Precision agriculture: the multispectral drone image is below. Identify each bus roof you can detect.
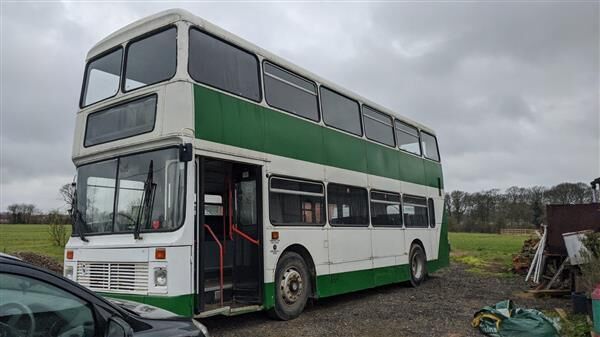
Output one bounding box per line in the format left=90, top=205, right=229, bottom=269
left=88, top=8, right=436, bottom=135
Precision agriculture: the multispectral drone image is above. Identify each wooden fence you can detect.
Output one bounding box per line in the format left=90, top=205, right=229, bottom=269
left=500, top=228, right=536, bottom=235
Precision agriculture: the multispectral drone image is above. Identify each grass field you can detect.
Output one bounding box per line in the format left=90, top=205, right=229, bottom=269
left=0, top=224, right=70, bottom=262
left=449, top=232, right=529, bottom=276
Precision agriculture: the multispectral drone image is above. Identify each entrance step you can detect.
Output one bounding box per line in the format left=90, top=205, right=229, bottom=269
left=195, top=305, right=263, bottom=318
left=196, top=306, right=231, bottom=318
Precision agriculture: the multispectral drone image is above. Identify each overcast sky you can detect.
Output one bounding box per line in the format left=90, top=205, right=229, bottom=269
left=1, top=1, right=598, bottom=212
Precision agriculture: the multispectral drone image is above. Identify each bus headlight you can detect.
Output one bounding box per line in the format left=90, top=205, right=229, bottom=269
left=64, top=266, right=74, bottom=280
left=154, top=267, right=167, bottom=287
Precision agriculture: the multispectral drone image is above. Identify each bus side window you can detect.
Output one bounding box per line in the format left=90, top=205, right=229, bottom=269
left=395, top=120, right=421, bottom=155
left=403, top=195, right=428, bottom=228
left=327, top=183, right=368, bottom=226
left=363, top=106, right=395, bottom=148
left=269, top=177, right=325, bottom=226
left=263, top=62, right=319, bottom=122
left=370, top=191, right=402, bottom=227
left=320, top=87, right=362, bottom=136
left=189, top=28, right=261, bottom=102
left=421, top=132, right=440, bottom=162
left=428, top=198, right=435, bottom=228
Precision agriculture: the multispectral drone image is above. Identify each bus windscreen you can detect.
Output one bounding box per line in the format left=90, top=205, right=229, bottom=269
left=74, top=148, right=185, bottom=236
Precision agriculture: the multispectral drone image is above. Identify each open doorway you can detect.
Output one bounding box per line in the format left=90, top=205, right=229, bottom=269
left=197, top=157, right=262, bottom=313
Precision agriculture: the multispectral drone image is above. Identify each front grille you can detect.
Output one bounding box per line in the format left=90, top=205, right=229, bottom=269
left=77, top=262, right=148, bottom=294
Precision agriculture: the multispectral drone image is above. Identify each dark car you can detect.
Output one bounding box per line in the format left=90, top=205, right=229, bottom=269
left=0, top=254, right=208, bottom=337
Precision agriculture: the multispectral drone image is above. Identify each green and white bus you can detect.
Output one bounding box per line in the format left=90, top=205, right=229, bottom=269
left=64, top=9, right=449, bottom=320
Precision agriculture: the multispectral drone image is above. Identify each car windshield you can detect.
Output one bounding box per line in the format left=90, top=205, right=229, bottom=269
left=74, top=148, right=185, bottom=235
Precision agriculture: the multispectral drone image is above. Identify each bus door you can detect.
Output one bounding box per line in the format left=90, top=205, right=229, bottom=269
left=231, top=165, right=262, bottom=304
left=197, top=157, right=262, bottom=313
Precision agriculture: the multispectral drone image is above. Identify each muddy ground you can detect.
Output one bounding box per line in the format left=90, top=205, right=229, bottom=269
left=11, top=251, right=63, bottom=274
left=202, top=263, right=568, bottom=337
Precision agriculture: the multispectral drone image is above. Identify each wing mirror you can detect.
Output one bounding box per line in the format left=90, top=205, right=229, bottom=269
left=106, top=316, right=133, bottom=337
left=179, top=143, right=193, bottom=162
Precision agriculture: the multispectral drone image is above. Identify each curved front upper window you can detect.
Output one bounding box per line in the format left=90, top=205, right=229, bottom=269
left=81, top=48, right=122, bottom=107
left=80, top=26, right=177, bottom=108
left=124, top=27, right=177, bottom=91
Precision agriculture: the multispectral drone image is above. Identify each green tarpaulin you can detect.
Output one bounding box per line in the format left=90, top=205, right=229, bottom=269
left=472, top=300, right=560, bottom=337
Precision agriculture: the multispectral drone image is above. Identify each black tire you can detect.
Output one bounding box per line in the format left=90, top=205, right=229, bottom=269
left=269, top=252, right=311, bottom=320
left=409, top=244, right=427, bottom=287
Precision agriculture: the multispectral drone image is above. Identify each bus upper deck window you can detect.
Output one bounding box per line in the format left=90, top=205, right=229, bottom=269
left=124, top=27, right=177, bottom=91
left=81, top=48, right=122, bottom=107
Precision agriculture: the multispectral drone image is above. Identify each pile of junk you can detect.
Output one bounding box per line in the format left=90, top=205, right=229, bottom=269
left=521, top=178, right=600, bottom=297
left=494, top=177, right=600, bottom=337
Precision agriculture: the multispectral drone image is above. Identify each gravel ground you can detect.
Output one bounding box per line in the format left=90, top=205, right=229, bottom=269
left=12, top=251, right=63, bottom=274
left=202, top=263, right=568, bottom=337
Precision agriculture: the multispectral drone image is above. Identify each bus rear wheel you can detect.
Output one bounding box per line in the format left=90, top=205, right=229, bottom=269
left=270, top=252, right=310, bottom=320
left=409, top=244, right=427, bottom=287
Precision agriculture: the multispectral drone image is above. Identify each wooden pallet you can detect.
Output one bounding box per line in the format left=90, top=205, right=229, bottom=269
left=526, top=289, right=570, bottom=297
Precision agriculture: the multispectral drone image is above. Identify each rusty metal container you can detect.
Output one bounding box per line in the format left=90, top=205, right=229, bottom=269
left=546, top=204, right=600, bottom=256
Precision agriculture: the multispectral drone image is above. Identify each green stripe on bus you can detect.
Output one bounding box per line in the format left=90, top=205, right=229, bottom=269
left=97, top=292, right=194, bottom=317
left=429, top=210, right=451, bottom=273
left=316, top=264, right=412, bottom=298
left=263, top=264, right=410, bottom=310
left=194, top=85, right=444, bottom=189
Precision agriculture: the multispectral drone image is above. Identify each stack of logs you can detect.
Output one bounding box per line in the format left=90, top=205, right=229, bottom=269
left=513, top=236, right=541, bottom=275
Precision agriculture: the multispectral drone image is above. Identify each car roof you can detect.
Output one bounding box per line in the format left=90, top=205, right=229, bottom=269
left=0, top=252, right=21, bottom=260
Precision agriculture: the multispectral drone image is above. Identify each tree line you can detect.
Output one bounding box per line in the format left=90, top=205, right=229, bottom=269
left=445, top=182, right=595, bottom=233
left=3, top=204, right=71, bottom=224
left=2, top=184, right=74, bottom=224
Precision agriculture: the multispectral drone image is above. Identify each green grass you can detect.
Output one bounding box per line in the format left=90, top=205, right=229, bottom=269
left=449, top=232, right=530, bottom=276
left=545, top=312, right=591, bottom=337
left=0, top=224, right=70, bottom=262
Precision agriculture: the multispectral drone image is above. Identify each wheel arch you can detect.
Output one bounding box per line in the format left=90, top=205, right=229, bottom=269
left=409, top=238, right=428, bottom=279
left=277, top=244, right=317, bottom=298
left=410, top=239, right=427, bottom=259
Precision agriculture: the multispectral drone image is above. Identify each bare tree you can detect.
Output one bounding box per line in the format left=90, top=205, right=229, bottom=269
left=6, top=203, right=38, bottom=224
left=47, top=209, right=69, bottom=246
left=60, top=183, right=76, bottom=215
left=7, top=204, right=19, bottom=223
left=449, top=190, right=468, bottom=225
left=546, top=182, right=592, bottom=205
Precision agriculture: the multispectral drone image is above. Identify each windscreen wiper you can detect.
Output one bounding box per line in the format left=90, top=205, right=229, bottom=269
left=71, top=189, right=88, bottom=242
left=134, top=160, right=156, bottom=240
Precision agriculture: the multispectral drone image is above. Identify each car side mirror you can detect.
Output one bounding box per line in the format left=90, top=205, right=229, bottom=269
left=106, top=316, right=133, bottom=337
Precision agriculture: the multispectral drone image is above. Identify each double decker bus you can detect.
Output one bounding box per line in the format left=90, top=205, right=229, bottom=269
left=64, top=9, right=449, bottom=320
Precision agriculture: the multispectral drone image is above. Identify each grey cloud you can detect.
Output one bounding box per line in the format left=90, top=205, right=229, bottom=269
left=1, top=2, right=598, bottom=211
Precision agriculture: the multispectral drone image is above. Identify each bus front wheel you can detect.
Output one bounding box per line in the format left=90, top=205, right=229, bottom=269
left=270, top=252, right=310, bottom=320
left=409, top=244, right=427, bottom=287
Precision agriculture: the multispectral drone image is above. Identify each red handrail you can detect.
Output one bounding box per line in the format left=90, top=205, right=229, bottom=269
left=222, top=195, right=226, bottom=255
left=231, top=225, right=260, bottom=246
left=228, top=176, right=234, bottom=241
left=203, top=224, right=223, bottom=306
